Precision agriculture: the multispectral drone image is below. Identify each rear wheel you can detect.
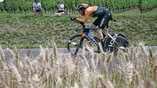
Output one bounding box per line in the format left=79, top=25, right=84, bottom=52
left=115, top=34, right=129, bottom=48
left=102, top=33, right=129, bottom=52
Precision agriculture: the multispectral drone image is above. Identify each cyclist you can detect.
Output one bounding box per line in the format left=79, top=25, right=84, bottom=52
left=33, top=0, right=42, bottom=16
left=71, top=3, right=113, bottom=52
left=71, top=3, right=112, bottom=39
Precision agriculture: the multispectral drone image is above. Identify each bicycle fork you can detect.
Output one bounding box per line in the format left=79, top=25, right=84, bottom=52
left=74, top=38, right=84, bottom=55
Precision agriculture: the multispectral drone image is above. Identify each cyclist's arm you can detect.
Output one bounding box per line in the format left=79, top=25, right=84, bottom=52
left=75, top=7, right=96, bottom=23
left=75, top=8, right=93, bottom=23
left=75, top=15, right=91, bottom=23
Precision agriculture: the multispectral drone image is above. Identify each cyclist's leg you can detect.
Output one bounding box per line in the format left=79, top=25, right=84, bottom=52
left=83, top=27, right=101, bottom=53
left=92, top=16, right=104, bottom=40
left=93, top=16, right=102, bottom=29
left=99, top=14, right=112, bottom=29
left=96, top=14, right=113, bottom=40
left=83, top=27, right=96, bottom=43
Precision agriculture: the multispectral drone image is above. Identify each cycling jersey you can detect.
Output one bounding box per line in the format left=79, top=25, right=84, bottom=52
left=93, top=7, right=111, bottom=17
left=93, top=7, right=112, bottom=28
left=76, top=6, right=112, bottom=29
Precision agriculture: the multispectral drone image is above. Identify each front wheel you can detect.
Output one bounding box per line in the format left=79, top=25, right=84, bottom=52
left=67, top=34, right=83, bottom=55
left=67, top=34, right=99, bottom=55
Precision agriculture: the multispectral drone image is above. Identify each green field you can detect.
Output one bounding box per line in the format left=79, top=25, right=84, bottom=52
left=0, top=8, right=157, bottom=48
left=0, top=0, right=157, bottom=12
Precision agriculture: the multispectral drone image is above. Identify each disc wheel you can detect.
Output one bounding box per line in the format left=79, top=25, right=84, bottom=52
left=102, top=33, right=129, bottom=52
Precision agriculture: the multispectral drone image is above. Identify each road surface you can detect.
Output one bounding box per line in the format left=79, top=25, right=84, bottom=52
left=1, top=46, right=157, bottom=59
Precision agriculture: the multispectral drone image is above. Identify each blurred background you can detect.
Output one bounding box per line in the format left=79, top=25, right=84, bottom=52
left=0, top=0, right=156, bottom=13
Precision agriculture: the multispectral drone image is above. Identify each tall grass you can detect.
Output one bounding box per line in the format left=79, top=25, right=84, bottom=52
left=0, top=43, right=157, bottom=88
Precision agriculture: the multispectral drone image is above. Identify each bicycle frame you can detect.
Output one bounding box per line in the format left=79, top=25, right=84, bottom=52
left=78, top=25, right=114, bottom=51
left=102, top=28, right=118, bottom=47
left=68, top=18, right=128, bottom=55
